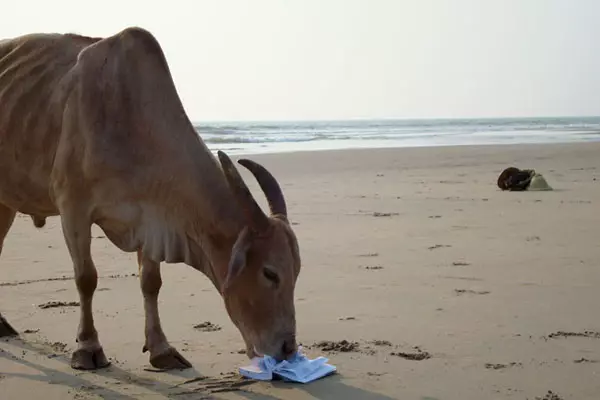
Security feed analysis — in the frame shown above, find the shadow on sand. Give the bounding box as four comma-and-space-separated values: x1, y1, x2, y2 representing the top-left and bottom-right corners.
0, 337, 220, 399
0, 337, 397, 400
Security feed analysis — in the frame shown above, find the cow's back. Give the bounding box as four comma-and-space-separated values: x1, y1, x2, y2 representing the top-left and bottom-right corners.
0, 33, 99, 215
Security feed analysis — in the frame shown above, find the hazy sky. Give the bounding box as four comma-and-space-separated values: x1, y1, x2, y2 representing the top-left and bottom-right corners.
2, 1, 599, 121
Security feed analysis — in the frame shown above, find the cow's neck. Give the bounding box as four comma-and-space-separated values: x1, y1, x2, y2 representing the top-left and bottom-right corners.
182, 146, 247, 294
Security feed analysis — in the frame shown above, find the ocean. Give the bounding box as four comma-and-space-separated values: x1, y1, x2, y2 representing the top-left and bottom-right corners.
195, 117, 600, 155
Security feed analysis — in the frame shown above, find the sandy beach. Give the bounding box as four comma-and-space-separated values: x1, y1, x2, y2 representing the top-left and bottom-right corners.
1, 142, 599, 399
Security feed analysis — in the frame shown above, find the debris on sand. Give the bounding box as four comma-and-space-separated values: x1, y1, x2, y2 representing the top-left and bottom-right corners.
370, 340, 392, 347
38, 301, 80, 309
390, 348, 431, 361
452, 261, 471, 266
107, 273, 138, 279
0, 276, 72, 287
357, 253, 379, 258
193, 321, 222, 332
535, 390, 564, 400
372, 212, 399, 217
484, 362, 522, 370
454, 289, 490, 295
50, 341, 68, 352
41, 340, 69, 357
313, 340, 360, 353
362, 265, 384, 270
574, 358, 598, 364
428, 244, 451, 250
547, 330, 600, 339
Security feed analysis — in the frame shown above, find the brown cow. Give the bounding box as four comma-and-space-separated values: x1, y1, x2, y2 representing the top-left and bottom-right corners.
0, 27, 301, 370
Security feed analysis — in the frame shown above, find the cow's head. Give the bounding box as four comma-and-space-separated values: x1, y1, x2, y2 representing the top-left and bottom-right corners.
217, 151, 301, 361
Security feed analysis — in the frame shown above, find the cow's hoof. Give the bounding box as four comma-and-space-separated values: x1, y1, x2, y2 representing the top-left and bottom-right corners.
149, 347, 192, 370
71, 348, 111, 370
0, 315, 18, 338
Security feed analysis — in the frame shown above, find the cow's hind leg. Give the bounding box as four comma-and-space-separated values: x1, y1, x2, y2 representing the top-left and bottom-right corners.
0, 204, 18, 337
138, 250, 191, 369
61, 211, 110, 370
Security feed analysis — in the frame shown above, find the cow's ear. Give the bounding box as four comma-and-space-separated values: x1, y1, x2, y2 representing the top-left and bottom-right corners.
222, 227, 251, 291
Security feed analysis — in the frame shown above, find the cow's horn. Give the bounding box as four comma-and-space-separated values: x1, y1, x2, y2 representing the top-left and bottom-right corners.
237, 158, 287, 220
218, 151, 270, 232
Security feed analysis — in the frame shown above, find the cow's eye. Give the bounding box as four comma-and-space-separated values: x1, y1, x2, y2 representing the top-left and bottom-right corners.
263, 268, 280, 285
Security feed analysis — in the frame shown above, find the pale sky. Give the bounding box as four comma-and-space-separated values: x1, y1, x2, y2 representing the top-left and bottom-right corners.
2, 0, 599, 121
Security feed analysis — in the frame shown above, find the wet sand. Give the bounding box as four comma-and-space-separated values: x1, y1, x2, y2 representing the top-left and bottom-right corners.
1, 142, 600, 399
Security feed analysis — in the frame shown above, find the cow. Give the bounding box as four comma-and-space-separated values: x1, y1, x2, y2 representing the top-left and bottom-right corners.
0, 27, 301, 371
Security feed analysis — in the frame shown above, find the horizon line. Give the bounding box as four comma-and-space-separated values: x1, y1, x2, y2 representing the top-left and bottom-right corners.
190, 115, 600, 125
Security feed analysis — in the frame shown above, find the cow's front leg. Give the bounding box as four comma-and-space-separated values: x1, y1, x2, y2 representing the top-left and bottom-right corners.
0, 205, 18, 338
137, 251, 191, 369
61, 213, 110, 370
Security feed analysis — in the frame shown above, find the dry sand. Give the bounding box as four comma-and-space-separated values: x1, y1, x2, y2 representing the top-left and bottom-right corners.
1, 142, 600, 400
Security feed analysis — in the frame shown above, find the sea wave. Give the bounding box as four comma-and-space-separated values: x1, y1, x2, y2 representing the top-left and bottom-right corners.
193, 117, 600, 154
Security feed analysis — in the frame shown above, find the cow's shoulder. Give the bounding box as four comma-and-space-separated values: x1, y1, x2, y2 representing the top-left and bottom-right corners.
60, 27, 184, 175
